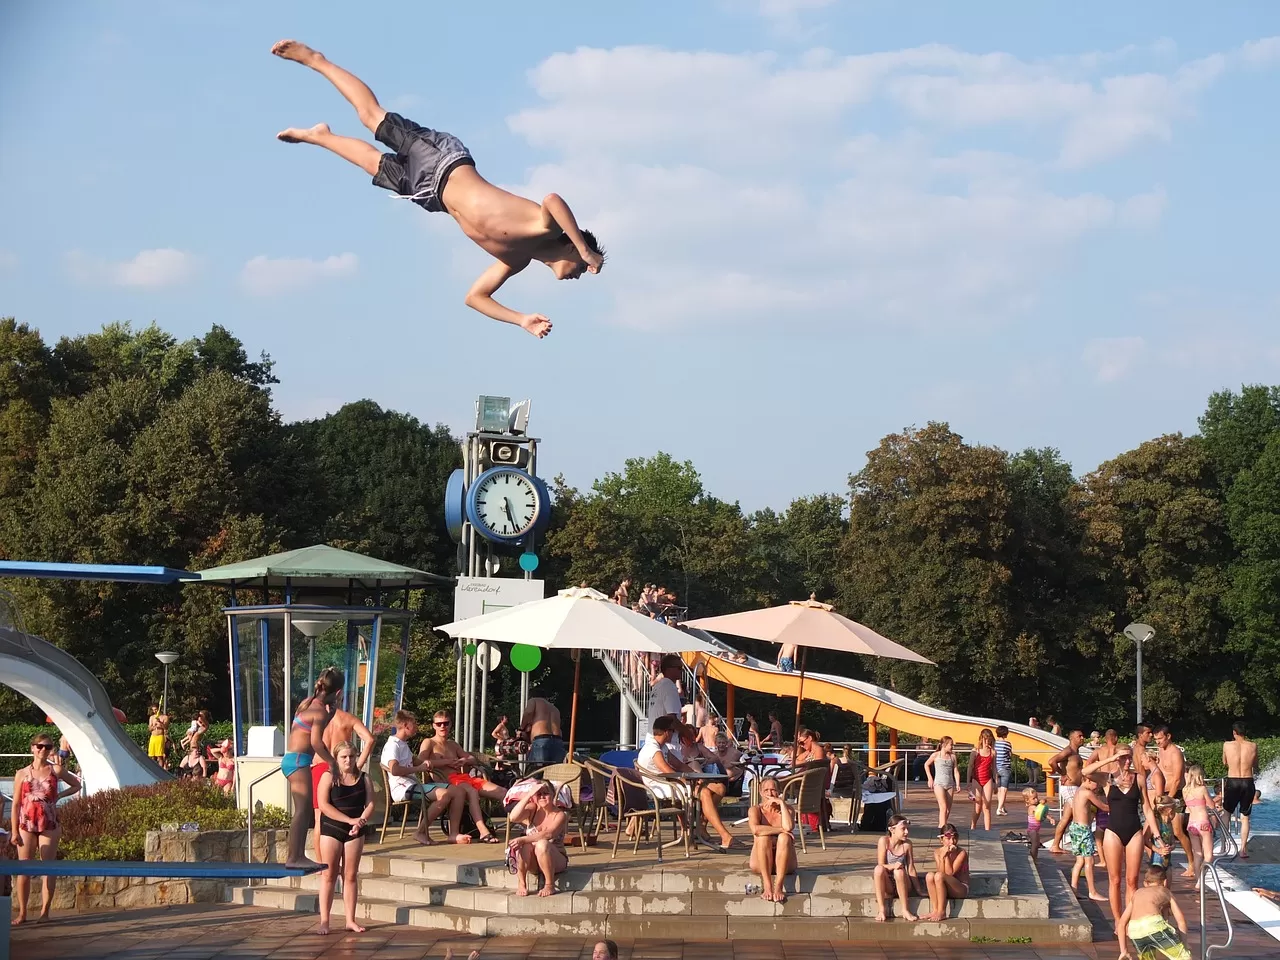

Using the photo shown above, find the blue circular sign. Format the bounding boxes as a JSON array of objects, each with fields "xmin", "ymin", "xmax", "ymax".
[{"xmin": 519, "ymin": 551, "xmax": 540, "ymax": 572}]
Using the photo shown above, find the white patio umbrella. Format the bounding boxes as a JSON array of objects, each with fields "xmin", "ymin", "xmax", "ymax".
[
  {"xmin": 437, "ymin": 586, "xmax": 718, "ymax": 755},
  {"xmin": 686, "ymin": 595, "xmax": 933, "ymax": 761}
]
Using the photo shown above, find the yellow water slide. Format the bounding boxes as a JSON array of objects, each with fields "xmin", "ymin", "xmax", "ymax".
[{"xmin": 685, "ymin": 645, "xmax": 1067, "ymax": 783}]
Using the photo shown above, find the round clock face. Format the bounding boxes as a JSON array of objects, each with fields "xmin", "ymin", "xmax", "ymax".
[{"xmin": 472, "ymin": 470, "xmax": 540, "ymax": 539}]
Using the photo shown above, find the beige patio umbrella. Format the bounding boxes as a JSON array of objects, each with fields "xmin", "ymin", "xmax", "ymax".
[
  {"xmin": 685, "ymin": 596, "xmax": 933, "ymax": 760},
  {"xmin": 437, "ymin": 586, "xmax": 718, "ymax": 756}
]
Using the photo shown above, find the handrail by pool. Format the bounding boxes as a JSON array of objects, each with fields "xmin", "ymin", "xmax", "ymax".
[
  {"xmin": 244, "ymin": 763, "xmax": 282, "ymax": 867},
  {"xmin": 1200, "ymin": 857, "xmax": 1235, "ymax": 960}
]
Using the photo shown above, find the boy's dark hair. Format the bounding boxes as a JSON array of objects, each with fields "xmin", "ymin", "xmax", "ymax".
[
  {"xmin": 1153, "ymin": 723, "xmax": 1172, "ymax": 737},
  {"xmin": 652, "ymin": 715, "xmax": 678, "ymax": 735},
  {"xmin": 597, "ymin": 941, "xmax": 619, "ymax": 959},
  {"xmin": 1233, "ymin": 720, "xmax": 1247, "ymax": 736},
  {"xmin": 1145, "ymin": 863, "xmax": 1169, "ymax": 884},
  {"xmin": 394, "ymin": 709, "xmax": 417, "ymax": 727},
  {"xmin": 995, "ymin": 725, "xmax": 1008, "ymax": 738},
  {"xmin": 659, "ymin": 654, "xmax": 682, "ymax": 673}
]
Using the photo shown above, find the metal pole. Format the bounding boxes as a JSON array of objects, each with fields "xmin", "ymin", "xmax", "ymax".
[
  {"xmin": 454, "ymin": 641, "xmax": 464, "ymax": 733},
  {"xmin": 619, "ymin": 691, "xmax": 632, "ymax": 748},
  {"xmin": 476, "ymin": 647, "xmax": 483, "ymax": 757},
  {"xmin": 1136, "ymin": 639, "xmax": 1143, "ymax": 725},
  {"xmin": 162, "ymin": 664, "xmax": 169, "ymax": 716},
  {"xmin": 463, "ymin": 648, "xmax": 474, "ymax": 752}
]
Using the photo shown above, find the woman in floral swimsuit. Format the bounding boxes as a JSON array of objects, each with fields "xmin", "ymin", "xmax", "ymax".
[{"xmin": 11, "ymin": 733, "xmax": 82, "ymax": 924}]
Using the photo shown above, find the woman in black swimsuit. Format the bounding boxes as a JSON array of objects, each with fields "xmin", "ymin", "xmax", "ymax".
[
  {"xmin": 1083, "ymin": 747, "xmax": 1153, "ymax": 932},
  {"xmin": 315, "ymin": 741, "xmax": 374, "ymax": 936}
]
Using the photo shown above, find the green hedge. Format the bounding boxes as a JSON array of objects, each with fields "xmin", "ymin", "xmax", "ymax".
[
  {"xmin": 1179, "ymin": 737, "xmax": 1280, "ymax": 781},
  {"xmin": 55, "ymin": 779, "xmax": 289, "ymax": 860},
  {"xmin": 0, "ymin": 721, "xmax": 234, "ymax": 778}
]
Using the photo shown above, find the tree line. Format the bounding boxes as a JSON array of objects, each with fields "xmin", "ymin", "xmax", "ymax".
[{"xmin": 1, "ymin": 318, "xmax": 1277, "ymax": 739}]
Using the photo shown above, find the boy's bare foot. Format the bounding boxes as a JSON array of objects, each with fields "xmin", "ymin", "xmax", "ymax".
[
  {"xmin": 286, "ymin": 857, "xmax": 324, "ymax": 871},
  {"xmin": 537, "ymin": 882, "xmax": 555, "ymax": 898},
  {"xmin": 874, "ymin": 910, "xmax": 887, "ymax": 922},
  {"xmin": 413, "ymin": 829, "xmax": 433, "ymax": 846},
  {"xmin": 271, "ymin": 40, "xmax": 321, "ymax": 66},
  {"xmin": 316, "ymin": 922, "xmax": 330, "ymax": 935},
  {"xmin": 773, "ymin": 881, "xmax": 786, "ymax": 904},
  {"xmin": 453, "ymin": 833, "xmax": 473, "ymax": 845},
  {"xmin": 1090, "ymin": 891, "xmax": 1109, "ymax": 902},
  {"xmin": 518, "ymin": 314, "xmax": 553, "ymax": 339},
  {"xmin": 345, "ymin": 921, "xmax": 366, "ymax": 933},
  {"xmin": 903, "ymin": 910, "xmax": 919, "ymax": 922},
  {"xmin": 516, "ymin": 876, "xmax": 529, "ymax": 897},
  {"xmin": 277, "ymin": 123, "xmax": 330, "ymax": 144}
]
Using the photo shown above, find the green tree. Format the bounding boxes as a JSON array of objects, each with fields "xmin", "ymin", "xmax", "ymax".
[
  {"xmin": 839, "ymin": 423, "xmax": 1018, "ymax": 715},
  {"xmin": 1075, "ymin": 435, "xmax": 1233, "ymax": 730},
  {"xmin": 1198, "ymin": 385, "xmax": 1280, "ymax": 491},
  {"xmin": 1221, "ymin": 431, "xmax": 1280, "ymax": 718}
]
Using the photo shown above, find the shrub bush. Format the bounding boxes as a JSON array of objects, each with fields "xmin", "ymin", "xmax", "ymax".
[
  {"xmin": 0, "ymin": 721, "xmax": 234, "ymax": 778},
  {"xmin": 1179, "ymin": 737, "xmax": 1280, "ymax": 781},
  {"xmin": 55, "ymin": 779, "xmax": 289, "ymax": 861}
]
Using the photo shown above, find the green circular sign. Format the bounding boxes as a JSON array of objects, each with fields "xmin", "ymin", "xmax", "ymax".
[
  {"xmin": 510, "ymin": 643, "xmax": 542, "ymax": 673},
  {"xmin": 464, "ymin": 642, "xmax": 478, "ymax": 658}
]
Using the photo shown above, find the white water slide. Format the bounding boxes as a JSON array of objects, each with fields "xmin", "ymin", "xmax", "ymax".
[{"xmin": 0, "ymin": 625, "xmax": 167, "ymax": 794}]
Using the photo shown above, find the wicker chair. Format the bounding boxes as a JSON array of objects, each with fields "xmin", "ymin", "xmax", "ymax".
[
  {"xmin": 620, "ymin": 764, "xmax": 690, "ymax": 861},
  {"xmin": 378, "ymin": 765, "xmax": 424, "ymax": 844},
  {"xmin": 581, "ymin": 758, "xmax": 614, "ymax": 835},
  {"xmin": 780, "ymin": 765, "xmax": 830, "ymax": 852}
]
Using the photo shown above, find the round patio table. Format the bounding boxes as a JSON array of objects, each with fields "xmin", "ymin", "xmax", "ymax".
[
  {"xmin": 660, "ymin": 770, "xmax": 730, "ymax": 849},
  {"xmin": 740, "ymin": 757, "xmax": 791, "ymax": 806}
]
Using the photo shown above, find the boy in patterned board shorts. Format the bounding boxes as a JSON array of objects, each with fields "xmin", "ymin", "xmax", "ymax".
[
  {"xmin": 1117, "ymin": 865, "xmax": 1189, "ymax": 960},
  {"xmin": 271, "ymin": 41, "xmax": 605, "ymax": 340},
  {"xmin": 1067, "ymin": 779, "xmax": 1109, "ymax": 902}
]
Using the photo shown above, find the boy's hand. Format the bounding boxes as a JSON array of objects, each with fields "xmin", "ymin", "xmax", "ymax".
[{"xmin": 580, "ymin": 249, "xmax": 604, "ymax": 274}]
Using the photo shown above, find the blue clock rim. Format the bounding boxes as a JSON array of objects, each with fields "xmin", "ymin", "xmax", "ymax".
[
  {"xmin": 444, "ymin": 469, "xmax": 466, "ymax": 543},
  {"xmin": 465, "ymin": 466, "xmax": 551, "ymax": 544}
]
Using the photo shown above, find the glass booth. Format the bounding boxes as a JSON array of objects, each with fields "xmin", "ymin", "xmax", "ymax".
[{"xmin": 225, "ymin": 604, "xmax": 412, "ymax": 809}]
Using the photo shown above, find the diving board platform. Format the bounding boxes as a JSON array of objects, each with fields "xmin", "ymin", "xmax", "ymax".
[{"xmin": 0, "ymin": 860, "xmax": 322, "ymax": 878}]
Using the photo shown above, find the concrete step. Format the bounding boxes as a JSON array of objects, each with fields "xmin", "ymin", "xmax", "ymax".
[
  {"xmin": 233, "ymin": 877, "xmax": 1047, "ymax": 921},
  {"xmin": 227, "ymin": 885, "xmax": 1087, "ymax": 942},
  {"xmin": 358, "ymin": 853, "xmax": 1010, "ymax": 898}
]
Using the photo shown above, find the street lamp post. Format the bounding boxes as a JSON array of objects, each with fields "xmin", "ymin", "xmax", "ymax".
[
  {"xmin": 155, "ymin": 651, "xmax": 179, "ymax": 714},
  {"xmin": 1122, "ymin": 623, "xmax": 1154, "ymax": 724}
]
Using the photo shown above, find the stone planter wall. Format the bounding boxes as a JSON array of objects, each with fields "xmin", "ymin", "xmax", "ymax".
[{"xmin": 9, "ymin": 828, "xmax": 288, "ymax": 915}]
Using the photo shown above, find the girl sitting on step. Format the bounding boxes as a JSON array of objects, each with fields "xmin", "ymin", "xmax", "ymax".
[{"xmin": 506, "ymin": 780, "xmax": 570, "ymax": 897}]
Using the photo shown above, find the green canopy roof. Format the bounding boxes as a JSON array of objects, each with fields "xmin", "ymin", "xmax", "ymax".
[{"xmin": 194, "ymin": 544, "xmax": 453, "ymax": 590}]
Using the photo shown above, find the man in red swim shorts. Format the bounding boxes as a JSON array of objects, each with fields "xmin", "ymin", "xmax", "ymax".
[{"xmin": 419, "ymin": 710, "xmax": 507, "ymax": 842}]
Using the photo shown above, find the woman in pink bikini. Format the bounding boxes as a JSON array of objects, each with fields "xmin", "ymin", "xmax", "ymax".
[
  {"xmin": 10, "ymin": 733, "xmax": 82, "ymax": 924},
  {"xmin": 1181, "ymin": 763, "xmax": 1216, "ymax": 881}
]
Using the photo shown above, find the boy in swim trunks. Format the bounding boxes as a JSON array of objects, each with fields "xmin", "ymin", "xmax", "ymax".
[
  {"xmin": 1066, "ymin": 778, "xmax": 1109, "ymax": 903},
  {"xmin": 418, "ymin": 710, "xmax": 505, "ymax": 842},
  {"xmin": 271, "ymin": 40, "xmax": 605, "ymax": 340},
  {"xmin": 1117, "ymin": 864, "xmax": 1189, "ymax": 960}
]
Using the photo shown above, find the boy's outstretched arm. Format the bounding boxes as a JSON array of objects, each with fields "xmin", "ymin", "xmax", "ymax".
[
  {"xmin": 464, "ymin": 260, "xmax": 552, "ymax": 339},
  {"xmin": 540, "ymin": 194, "xmax": 602, "ymax": 272}
]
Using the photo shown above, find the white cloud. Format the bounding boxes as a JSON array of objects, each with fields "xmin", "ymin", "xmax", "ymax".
[
  {"xmin": 500, "ymin": 35, "xmax": 1280, "ymax": 332},
  {"xmin": 238, "ymin": 253, "xmax": 358, "ymax": 296},
  {"xmin": 1083, "ymin": 337, "xmax": 1146, "ymax": 383},
  {"xmin": 66, "ymin": 248, "xmax": 198, "ymax": 288},
  {"xmin": 1117, "ymin": 189, "xmax": 1168, "ymax": 228},
  {"xmin": 1240, "ymin": 36, "xmax": 1280, "ymax": 66}
]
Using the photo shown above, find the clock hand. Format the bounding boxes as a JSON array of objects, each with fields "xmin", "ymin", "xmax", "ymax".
[{"xmin": 504, "ymin": 498, "xmax": 517, "ymax": 526}]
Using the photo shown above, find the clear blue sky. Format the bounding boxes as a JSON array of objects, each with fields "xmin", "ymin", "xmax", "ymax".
[{"xmin": 2, "ymin": 1, "xmax": 1278, "ymax": 510}]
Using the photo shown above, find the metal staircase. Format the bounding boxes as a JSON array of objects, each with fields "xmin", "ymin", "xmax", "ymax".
[{"xmin": 595, "ymin": 626, "xmax": 742, "ymax": 745}]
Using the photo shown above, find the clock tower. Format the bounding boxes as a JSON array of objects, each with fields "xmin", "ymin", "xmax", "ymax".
[{"xmin": 444, "ymin": 395, "xmax": 552, "ymax": 579}]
